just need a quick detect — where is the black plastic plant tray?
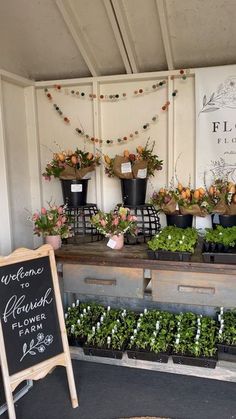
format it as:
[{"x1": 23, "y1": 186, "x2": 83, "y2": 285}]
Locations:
[
  {"x1": 83, "y1": 346, "x2": 123, "y2": 359},
  {"x1": 217, "y1": 344, "x2": 236, "y2": 362},
  {"x1": 127, "y1": 348, "x2": 169, "y2": 363},
  {"x1": 147, "y1": 249, "x2": 192, "y2": 261},
  {"x1": 172, "y1": 354, "x2": 217, "y2": 369},
  {"x1": 203, "y1": 241, "x2": 236, "y2": 253},
  {"x1": 202, "y1": 252, "x2": 236, "y2": 264}
]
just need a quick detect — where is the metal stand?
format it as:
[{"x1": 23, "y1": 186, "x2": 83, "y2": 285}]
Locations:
[
  {"x1": 0, "y1": 380, "x2": 33, "y2": 415},
  {"x1": 64, "y1": 203, "x2": 103, "y2": 244},
  {"x1": 117, "y1": 204, "x2": 161, "y2": 244}
]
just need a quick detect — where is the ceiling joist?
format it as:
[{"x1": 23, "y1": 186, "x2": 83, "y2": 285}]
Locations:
[
  {"x1": 111, "y1": 0, "x2": 139, "y2": 74},
  {"x1": 156, "y1": 0, "x2": 174, "y2": 71},
  {"x1": 103, "y1": 0, "x2": 132, "y2": 74},
  {"x1": 56, "y1": 0, "x2": 100, "y2": 77}
]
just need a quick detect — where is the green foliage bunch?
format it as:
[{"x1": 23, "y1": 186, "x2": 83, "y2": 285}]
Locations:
[
  {"x1": 205, "y1": 226, "x2": 236, "y2": 248},
  {"x1": 217, "y1": 308, "x2": 236, "y2": 346},
  {"x1": 86, "y1": 307, "x2": 138, "y2": 350},
  {"x1": 173, "y1": 312, "x2": 218, "y2": 358},
  {"x1": 128, "y1": 309, "x2": 176, "y2": 354},
  {"x1": 147, "y1": 226, "x2": 198, "y2": 253},
  {"x1": 65, "y1": 301, "x2": 104, "y2": 342}
]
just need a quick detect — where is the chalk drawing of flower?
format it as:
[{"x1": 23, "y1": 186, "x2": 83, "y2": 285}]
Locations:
[
  {"x1": 20, "y1": 333, "x2": 54, "y2": 362},
  {"x1": 199, "y1": 77, "x2": 236, "y2": 114}
]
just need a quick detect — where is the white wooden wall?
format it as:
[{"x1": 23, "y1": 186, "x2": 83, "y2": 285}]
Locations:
[{"x1": 0, "y1": 68, "x2": 196, "y2": 254}]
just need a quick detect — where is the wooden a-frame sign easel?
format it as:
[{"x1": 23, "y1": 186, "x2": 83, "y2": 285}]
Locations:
[{"x1": 0, "y1": 245, "x2": 78, "y2": 419}]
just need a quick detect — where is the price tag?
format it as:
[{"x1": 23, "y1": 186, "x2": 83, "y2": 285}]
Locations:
[
  {"x1": 213, "y1": 214, "x2": 220, "y2": 223},
  {"x1": 71, "y1": 184, "x2": 83, "y2": 192},
  {"x1": 137, "y1": 168, "x2": 147, "y2": 178},
  {"x1": 107, "y1": 238, "x2": 116, "y2": 249},
  {"x1": 121, "y1": 162, "x2": 132, "y2": 174}
]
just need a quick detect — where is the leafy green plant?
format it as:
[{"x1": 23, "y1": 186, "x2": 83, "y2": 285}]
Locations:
[
  {"x1": 217, "y1": 308, "x2": 236, "y2": 346},
  {"x1": 204, "y1": 226, "x2": 236, "y2": 248},
  {"x1": 173, "y1": 312, "x2": 218, "y2": 358},
  {"x1": 128, "y1": 309, "x2": 176, "y2": 354},
  {"x1": 147, "y1": 226, "x2": 198, "y2": 253}
]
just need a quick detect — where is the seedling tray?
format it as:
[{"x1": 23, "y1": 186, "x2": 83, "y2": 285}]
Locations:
[
  {"x1": 217, "y1": 344, "x2": 236, "y2": 362},
  {"x1": 147, "y1": 249, "x2": 192, "y2": 261},
  {"x1": 172, "y1": 354, "x2": 217, "y2": 369},
  {"x1": 83, "y1": 346, "x2": 123, "y2": 359},
  {"x1": 202, "y1": 251, "x2": 236, "y2": 264},
  {"x1": 127, "y1": 348, "x2": 169, "y2": 363}
]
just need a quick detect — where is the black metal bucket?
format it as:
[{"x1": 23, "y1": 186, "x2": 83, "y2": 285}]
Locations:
[
  {"x1": 61, "y1": 179, "x2": 89, "y2": 207},
  {"x1": 121, "y1": 178, "x2": 147, "y2": 206},
  {"x1": 166, "y1": 214, "x2": 193, "y2": 229},
  {"x1": 219, "y1": 215, "x2": 236, "y2": 228}
]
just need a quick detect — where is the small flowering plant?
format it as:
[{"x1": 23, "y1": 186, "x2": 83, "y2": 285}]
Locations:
[
  {"x1": 43, "y1": 147, "x2": 100, "y2": 181},
  {"x1": 29, "y1": 203, "x2": 72, "y2": 238},
  {"x1": 147, "y1": 226, "x2": 198, "y2": 253},
  {"x1": 104, "y1": 139, "x2": 163, "y2": 178},
  {"x1": 90, "y1": 207, "x2": 138, "y2": 237}
]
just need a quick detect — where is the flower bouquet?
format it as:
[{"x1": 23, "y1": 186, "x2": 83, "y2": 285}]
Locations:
[
  {"x1": 29, "y1": 203, "x2": 72, "y2": 248},
  {"x1": 43, "y1": 147, "x2": 100, "y2": 180},
  {"x1": 207, "y1": 178, "x2": 236, "y2": 215},
  {"x1": 151, "y1": 183, "x2": 210, "y2": 217},
  {"x1": 103, "y1": 140, "x2": 163, "y2": 179},
  {"x1": 90, "y1": 207, "x2": 137, "y2": 249}
]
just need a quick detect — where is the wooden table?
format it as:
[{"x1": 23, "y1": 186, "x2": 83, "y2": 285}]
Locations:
[{"x1": 56, "y1": 241, "x2": 236, "y2": 309}]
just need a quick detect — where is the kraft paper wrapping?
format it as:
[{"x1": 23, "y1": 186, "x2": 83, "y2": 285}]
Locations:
[
  {"x1": 113, "y1": 156, "x2": 133, "y2": 179},
  {"x1": 59, "y1": 164, "x2": 95, "y2": 180},
  {"x1": 161, "y1": 197, "x2": 178, "y2": 214},
  {"x1": 213, "y1": 197, "x2": 229, "y2": 215},
  {"x1": 180, "y1": 204, "x2": 207, "y2": 217},
  {"x1": 229, "y1": 203, "x2": 236, "y2": 215},
  {"x1": 132, "y1": 160, "x2": 148, "y2": 178}
]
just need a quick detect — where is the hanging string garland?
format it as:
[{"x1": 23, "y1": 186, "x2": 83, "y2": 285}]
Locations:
[
  {"x1": 44, "y1": 69, "x2": 188, "y2": 146},
  {"x1": 53, "y1": 79, "x2": 168, "y2": 102}
]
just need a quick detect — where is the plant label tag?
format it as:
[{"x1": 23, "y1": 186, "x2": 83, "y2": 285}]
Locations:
[
  {"x1": 107, "y1": 238, "x2": 116, "y2": 249},
  {"x1": 213, "y1": 214, "x2": 220, "y2": 223},
  {"x1": 176, "y1": 202, "x2": 179, "y2": 210},
  {"x1": 137, "y1": 168, "x2": 147, "y2": 178},
  {"x1": 121, "y1": 162, "x2": 132, "y2": 173},
  {"x1": 71, "y1": 184, "x2": 83, "y2": 192}
]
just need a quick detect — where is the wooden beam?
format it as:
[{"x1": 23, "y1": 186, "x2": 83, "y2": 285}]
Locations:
[
  {"x1": 156, "y1": 0, "x2": 174, "y2": 71},
  {"x1": 55, "y1": 0, "x2": 101, "y2": 77},
  {"x1": 111, "y1": 0, "x2": 139, "y2": 73},
  {"x1": 103, "y1": 0, "x2": 132, "y2": 74}
]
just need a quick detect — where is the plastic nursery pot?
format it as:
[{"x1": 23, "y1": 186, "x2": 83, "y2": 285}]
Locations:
[
  {"x1": 60, "y1": 179, "x2": 89, "y2": 208},
  {"x1": 166, "y1": 214, "x2": 193, "y2": 229},
  {"x1": 120, "y1": 178, "x2": 147, "y2": 206},
  {"x1": 219, "y1": 214, "x2": 236, "y2": 228}
]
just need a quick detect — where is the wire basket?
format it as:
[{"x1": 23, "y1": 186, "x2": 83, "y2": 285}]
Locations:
[{"x1": 64, "y1": 204, "x2": 103, "y2": 244}]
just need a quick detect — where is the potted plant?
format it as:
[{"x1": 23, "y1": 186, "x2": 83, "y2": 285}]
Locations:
[
  {"x1": 172, "y1": 312, "x2": 218, "y2": 368},
  {"x1": 147, "y1": 226, "x2": 198, "y2": 261},
  {"x1": 28, "y1": 202, "x2": 73, "y2": 249},
  {"x1": 151, "y1": 183, "x2": 209, "y2": 228},
  {"x1": 103, "y1": 139, "x2": 163, "y2": 205},
  {"x1": 43, "y1": 147, "x2": 100, "y2": 207},
  {"x1": 207, "y1": 178, "x2": 236, "y2": 227},
  {"x1": 202, "y1": 226, "x2": 236, "y2": 263},
  {"x1": 65, "y1": 301, "x2": 104, "y2": 346},
  {"x1": 90, "y1": 207, "x2": 138, "y2": 250},
  {"x1": 127, "y1": 309, "x2": 175, "y2": 363},
  {"x1": 217, "y1": 307, "x2": 236, "y2": 362},
  {"x1": 83, "y1": 307, "x2": 137, "y2": 359}
]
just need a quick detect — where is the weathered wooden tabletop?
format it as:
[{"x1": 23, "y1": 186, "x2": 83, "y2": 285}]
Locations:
[{"x1": 55, "y1": 240, "x2": 236, "y2": 275}]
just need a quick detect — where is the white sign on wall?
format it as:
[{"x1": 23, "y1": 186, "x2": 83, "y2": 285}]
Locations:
[
  {"x1": 196, "y1": 65, "x2": 236, "y2": 185},
  {"x1": 195, "y1": 65, "x2": 236, "y2": 227}
]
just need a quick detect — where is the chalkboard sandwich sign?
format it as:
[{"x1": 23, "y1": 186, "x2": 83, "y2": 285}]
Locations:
[{"x1": 0, "y1": 245, "x2": 78, "y2": 419}]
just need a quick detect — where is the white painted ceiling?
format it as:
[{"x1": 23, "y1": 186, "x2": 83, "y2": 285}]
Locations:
[{"x1": 0, "y1": 0, "x2": 235, "y2": 81}]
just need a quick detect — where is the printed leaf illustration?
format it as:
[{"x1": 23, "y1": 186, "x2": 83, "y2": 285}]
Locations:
[
  {"x1": 29, "y1": 351, "x2": 36, "y2": 355},
  {"x1": 30, "y1": 339, "x2": 34, "y2": 349},
  {"x1": 201, "y1": 107, "x2": 220, "y2": 113},
  {"x1": 23, "y1": 343, "x2": 27, "y2": 354},
  {"x1": 210, "y1": 92, "x2": 215, "y2": 101},
  {"x1": 203, "y1": 95, "x2": 207, "y2": 106}
]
